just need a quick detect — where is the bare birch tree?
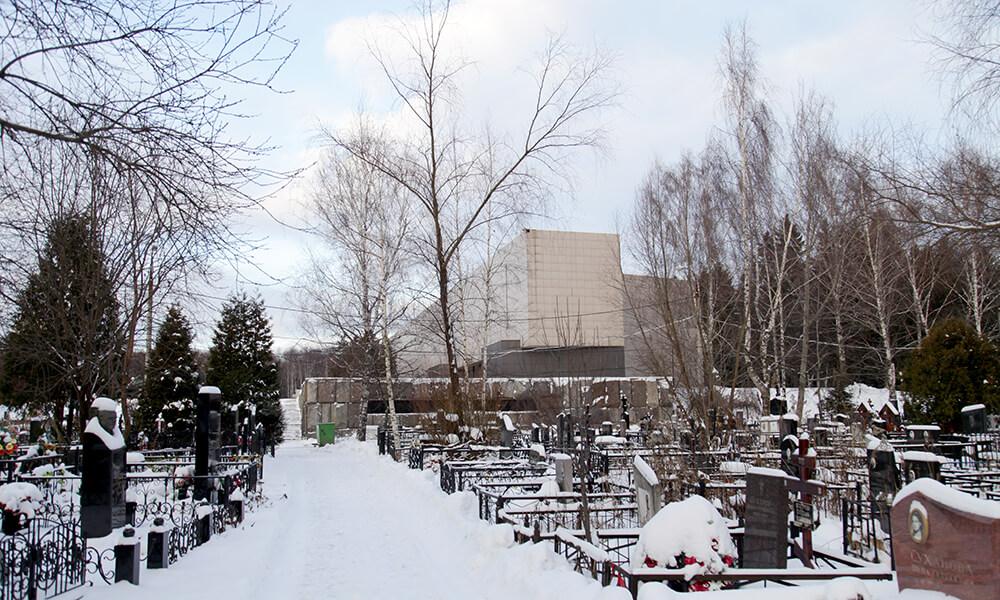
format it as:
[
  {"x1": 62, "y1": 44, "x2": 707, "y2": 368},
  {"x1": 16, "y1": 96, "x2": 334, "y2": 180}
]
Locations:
[
  {"x1": 329, "y1": 0, "x2": 618, "y2": 417},
  {"x1": 302, "y1": 122, "x2": 411, "y2": 443}
]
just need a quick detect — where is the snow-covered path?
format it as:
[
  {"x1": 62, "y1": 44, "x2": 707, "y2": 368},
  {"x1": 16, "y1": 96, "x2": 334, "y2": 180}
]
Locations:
[{"x1": 85, "y1": 440, "x2": 626, "y2": 600}]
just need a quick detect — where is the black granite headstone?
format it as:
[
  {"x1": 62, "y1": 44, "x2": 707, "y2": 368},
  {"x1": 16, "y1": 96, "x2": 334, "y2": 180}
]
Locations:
[
  {"x1": 195, "y1": 387, "x2": 221, "y2": 502},
  {"x1": 780, "y1": 436, "x2": 799, "y2": 477},
  {"x1": 744, "y1": 470, "x2": 789, "y2": 568},
  {"x1": 962, "y1": 405, "x2": 987, "y2": 435},
  {"x1": 769, "y1": 397, "x2": 785, "y2": 416},
  {"x1": 81, "y1": 405, "x2": 127, "y2": 538},
  {"x1": 868, "y1": 446, "x2": 900, "y2": 531},
  {"x1": 903, "y1": 454, "x2": 943, "y2": 483}
]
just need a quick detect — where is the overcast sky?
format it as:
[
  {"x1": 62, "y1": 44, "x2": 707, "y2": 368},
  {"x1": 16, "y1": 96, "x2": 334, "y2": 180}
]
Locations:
[{"x1": 202, "y1": 0, "x2": 954, "y2": 351}]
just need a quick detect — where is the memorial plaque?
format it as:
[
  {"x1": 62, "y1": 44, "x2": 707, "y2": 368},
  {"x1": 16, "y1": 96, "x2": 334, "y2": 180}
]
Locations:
[
  {"x1": 780, "y1": 436, "x2": 798, "y2": 477},
  {"x1": 893, "y1": 480, "x2": 1000, "y2": 600},
  {"x1": 744, "y1": 469, "x2": 789, "y2": 568}
]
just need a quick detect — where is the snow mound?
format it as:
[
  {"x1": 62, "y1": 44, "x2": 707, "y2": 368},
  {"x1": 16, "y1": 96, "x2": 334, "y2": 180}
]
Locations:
[
  {"x1": 0, "y1": 482, "x2": 42, "y2": 518},
  {"x1": 630, "y1": 495, "x2": 735, "y2": 573}
]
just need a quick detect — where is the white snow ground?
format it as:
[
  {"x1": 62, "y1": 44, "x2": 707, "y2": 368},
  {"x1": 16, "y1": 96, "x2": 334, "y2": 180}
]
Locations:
[{"x1": 82, "y1": 440, "x2": 957, "y2": 600}]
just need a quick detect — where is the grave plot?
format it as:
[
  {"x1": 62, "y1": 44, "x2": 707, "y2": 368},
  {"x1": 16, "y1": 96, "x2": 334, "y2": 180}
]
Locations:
[{"x1": 396, "y1": 415, "x2": 901, "y2": 598}]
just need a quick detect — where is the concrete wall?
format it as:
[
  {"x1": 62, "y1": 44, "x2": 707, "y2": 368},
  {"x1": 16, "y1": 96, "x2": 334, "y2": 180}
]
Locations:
[{"x1": 526, "y1": 230, "x2": 624, "y2": 348}]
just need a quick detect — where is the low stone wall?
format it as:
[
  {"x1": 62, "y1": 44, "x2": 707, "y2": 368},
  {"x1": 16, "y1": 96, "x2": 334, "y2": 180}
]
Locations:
[{"x1": 296, "y1": 377, "x2": 669, "y2": 438}]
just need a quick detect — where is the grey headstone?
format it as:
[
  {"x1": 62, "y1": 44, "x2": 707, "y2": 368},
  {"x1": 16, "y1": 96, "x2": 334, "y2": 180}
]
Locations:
[
  {"x1": 554, "y1": 455, "x2": 573, "y2": 493},
  {"x1": 634, "y1": 456, "x2": 661, "y2": 526},
  {"x1": 744, "y1": 470, "x2": 789, "y2": 568}
]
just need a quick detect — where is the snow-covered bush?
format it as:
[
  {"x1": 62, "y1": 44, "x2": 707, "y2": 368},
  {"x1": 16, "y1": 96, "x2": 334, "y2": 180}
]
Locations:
[{"x1": 0, "y1": 482, "x2": 42, "y2": 533}]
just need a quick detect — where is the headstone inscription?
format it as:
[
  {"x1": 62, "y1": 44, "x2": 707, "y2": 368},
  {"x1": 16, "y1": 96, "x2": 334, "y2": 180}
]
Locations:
[
  {"x1": 194, "y1": 386, "x2": 221, "y2": 502},
  {"x1": 743, "y1": 468, "x2": 789, "y2": 568},
  {"x1": 633, "y1": 455, "x2": 661, "y2": 526},
  {"x1": 892, "y1": 479, "x2": 1000, "y2": 600},
  {"x1": 81, "y1": 397, "x2": 127, "y2": 538}
]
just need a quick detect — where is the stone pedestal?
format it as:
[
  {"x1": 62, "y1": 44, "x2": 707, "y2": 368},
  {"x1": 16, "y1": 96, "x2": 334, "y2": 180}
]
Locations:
[
  {"x1": 115, "y1": 528, "x2": 141, "y2": 585},
  {"x1": 893, "y1": 479, "x2": 1000, "y2": 600},
  {"x1": 147, "y1": 518, "x2": 169, "y2": 569}
]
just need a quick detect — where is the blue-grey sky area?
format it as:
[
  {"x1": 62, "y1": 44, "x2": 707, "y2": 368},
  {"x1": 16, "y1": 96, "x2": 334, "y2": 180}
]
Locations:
[{"x1": 209, "y1": 0, "x2": 951, "y2": 351}]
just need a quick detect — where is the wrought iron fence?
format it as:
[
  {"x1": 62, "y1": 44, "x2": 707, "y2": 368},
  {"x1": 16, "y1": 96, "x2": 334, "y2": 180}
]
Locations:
[{"x1": 0, "y1": 517, "x2": 86, "y2": 600}]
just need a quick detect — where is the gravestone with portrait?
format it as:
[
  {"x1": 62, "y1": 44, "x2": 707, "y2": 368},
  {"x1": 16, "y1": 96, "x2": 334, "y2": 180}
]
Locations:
[
  {"x1": 743, "y1": 467, "x2": 790, "y2": 568},
  {"x1": 892, "y1": 479, "x2": 1000, "y2": 600},
  {"x1": 81, "y1": 398, "x2": 127, "y2": 538}
]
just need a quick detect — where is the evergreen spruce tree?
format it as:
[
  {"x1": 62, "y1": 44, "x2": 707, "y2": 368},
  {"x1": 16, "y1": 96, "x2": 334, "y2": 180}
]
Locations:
[
  {"x1": 139, "y1": 305, "x2": 200, "y2": 442},
  {"x1": 0, "y1": 213, "x2": 123, "y2": 439},
  {"x1": 206, "y1": 293, "x2": 284, "y2": 443},
  {"x1": 901, "y1": 318, "x2": 1000, "y2": 431}
]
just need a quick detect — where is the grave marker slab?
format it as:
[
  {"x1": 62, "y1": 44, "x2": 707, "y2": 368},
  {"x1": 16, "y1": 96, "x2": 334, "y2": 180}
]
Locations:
[
  {"x1": 868, "y1": 443, "x2": 900, "y2": 531},
  {"x1": 962, "y1": 404, "x2": 987, "y2": 435},
  {"x1": 81, "y1": 398, "x2": 126, "y2": 538},
  {"x1": 633, "y1": 456, "x2": 661, "y2": 526},
  {"x1": 553, "y1": 453, "x2": 573, "y2": 493},
  {"x1": 892, "y1": 478, "x2": 1000, "y2": 600},
  {"x1": 195, "y1": 386, "x2": 221, "y2": 502},
  {"x1": 743, "y1": 468, "x2": 789, "y2": 568}
]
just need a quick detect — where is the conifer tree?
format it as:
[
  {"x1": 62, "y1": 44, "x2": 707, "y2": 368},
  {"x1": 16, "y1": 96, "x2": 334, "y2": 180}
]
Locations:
[
  {"x1": 902, "y1": 318, "x2": 1000, "y2": 430},
  {"x1": 0, "y1": 213, "x2": 123, "y2": 439},
  {"x1": 206, "y1": 293, "x2": 284, "y2": 442},
  {"x1": 138, "y1": 305, "x2": 200, "y2": 439}
]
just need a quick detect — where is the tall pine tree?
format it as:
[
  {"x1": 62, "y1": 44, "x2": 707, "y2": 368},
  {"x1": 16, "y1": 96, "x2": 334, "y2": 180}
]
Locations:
[
  {"x1": 0, "y1": 213, "x2": 123, "y2": 439},
  {"x1": 138, "y1": 305, "x2": 200, "y2": 440},
  {"x1": 206, "y1": 293, "x2": 284, "y2": 442}
]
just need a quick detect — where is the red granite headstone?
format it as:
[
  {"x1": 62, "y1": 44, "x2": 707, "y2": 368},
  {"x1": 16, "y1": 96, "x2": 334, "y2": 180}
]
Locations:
[{"x1": 892, "y1": 478, "x2": 1000, "y2": 600}]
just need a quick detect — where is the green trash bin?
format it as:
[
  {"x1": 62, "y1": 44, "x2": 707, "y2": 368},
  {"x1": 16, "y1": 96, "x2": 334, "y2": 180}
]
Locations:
[{"x1": 317, "y1": 423, "x2": 336, "y2": 446}]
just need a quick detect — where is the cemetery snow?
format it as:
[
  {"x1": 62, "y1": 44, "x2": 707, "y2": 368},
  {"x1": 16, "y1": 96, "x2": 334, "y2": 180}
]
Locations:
[{"x1": 83, "y1": 440, "x2": 957, "y2": 600}]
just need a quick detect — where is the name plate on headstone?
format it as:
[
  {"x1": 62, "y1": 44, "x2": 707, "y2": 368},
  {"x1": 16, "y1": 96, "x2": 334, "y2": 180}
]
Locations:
[
  {"x1": 892, "y1": 479, "x2": 1000, "y2": 600},
  {"x1": 743, "y1": 468, "x2": 789, "y2": 568}
]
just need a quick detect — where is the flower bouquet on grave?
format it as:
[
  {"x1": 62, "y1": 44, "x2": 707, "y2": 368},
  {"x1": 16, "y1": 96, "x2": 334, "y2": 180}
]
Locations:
[
  {"x1": 0, "y1": 427, "x2": 18, "y2": 457},
  {"x1": 0, "y1": 482, "x2": 42, "y2": 535}
]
